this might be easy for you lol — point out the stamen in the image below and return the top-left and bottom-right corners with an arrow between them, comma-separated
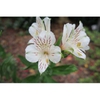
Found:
78,52 -> 82,56
36,30 -> 38,35
46,59 -> 49,63
77,42 -> 81,47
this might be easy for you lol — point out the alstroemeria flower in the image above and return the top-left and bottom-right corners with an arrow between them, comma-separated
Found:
29,17 -> 51,37
25,31 -> 61,74
62,21 -> 90,59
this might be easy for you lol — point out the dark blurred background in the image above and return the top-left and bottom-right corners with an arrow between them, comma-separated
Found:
0,17 -> 100,30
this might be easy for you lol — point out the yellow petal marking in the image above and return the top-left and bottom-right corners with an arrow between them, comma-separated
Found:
78,52 -> 82,56
46,59 -> 49,63
77,42 -> 81,48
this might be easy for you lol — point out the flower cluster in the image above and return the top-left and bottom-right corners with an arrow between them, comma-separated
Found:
25,17 -> 90,74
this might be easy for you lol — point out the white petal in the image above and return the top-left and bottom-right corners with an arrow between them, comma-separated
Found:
31,23 -> 42,35
30,17 -> 44,35
32,23 -> 38,29
76,21 -> 85,32
79,36 -> 90,47
38,58 -> 49,74
25,45 -> 40,63
62,23 -> 75,44
43,17 -> 51,32
72,48 -> 86,59
48,31 -> 56,45
49,45 -> 61,63
36,17 -> 45,31
39,31 -> 56,45
29,26 -> 37,37
77,31 -> 86,39
83,46 -> 90,50
28,38 -> 34,44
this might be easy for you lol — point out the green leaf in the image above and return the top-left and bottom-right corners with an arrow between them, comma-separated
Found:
0,45 -> 6,58
0,53 -> 17,82
51,64 -> 77,75
43,75 -> 57,83
12,66 -> 17,83
55,35 -> 62,46
18,55 -> 38,70
18,55 -> 31,66
49,62 -> 56,67
24,63 -> 38,70
22,75 -> 40,83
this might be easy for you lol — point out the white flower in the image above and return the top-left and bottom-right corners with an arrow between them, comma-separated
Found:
25,32 -> 61,74
62,21 -> 90,59
29,17 -> 51,37
25,17 -> 61,74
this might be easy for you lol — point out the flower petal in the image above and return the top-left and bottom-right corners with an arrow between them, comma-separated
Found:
43,17 -> 51,32
25,45 -> 40,62
29,25 -> 37,37
72,48 -> 86,59
48,31 -> 56,45
39,31 -> 56,45
49,45 -> 61,63
28,38 -> 34,44
62,23 -> 75,44
76,21 -> 85,32
36,17 -> 45,31
83,46 -> 90,50
38,58 -> 49,74
29,17 -> 45,37
78,36 -> 90,48
77,31 -> 86,39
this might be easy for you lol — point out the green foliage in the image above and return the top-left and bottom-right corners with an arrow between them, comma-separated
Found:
42,75 -> 57,83
19,55 -> 77,83
0,45 -> 17,82
22,75 -> 40,83
55,35 -> 62,46
18,55 -> 38,70
79,77 -> 93,83
89,60 -> 100,71
75,27 -> 100,83
0,45 -> 6,58
79,72 -> 100,83
51,65 -> 77,75
18,55 -> 31,66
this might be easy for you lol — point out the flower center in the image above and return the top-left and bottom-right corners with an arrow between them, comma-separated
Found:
44,51 -> 49,55
43,51 -> 49,63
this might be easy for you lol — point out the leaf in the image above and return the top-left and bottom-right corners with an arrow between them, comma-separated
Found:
49,62 -> 56,67
18,55 -> 31,66
24,63 -> 38,70
43,75 -> 57,83
12,66 -> 17,83
55,35 -> 62,46
18,55 -> 38,70
0,45 -> 6,58
22,75 -> 40,83
51,64 -> 77,75
0,53 -> 17,82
